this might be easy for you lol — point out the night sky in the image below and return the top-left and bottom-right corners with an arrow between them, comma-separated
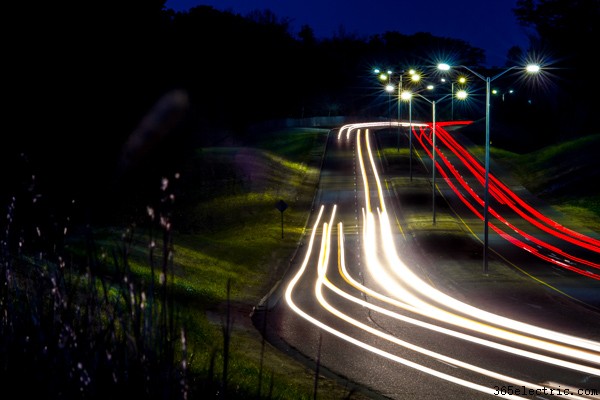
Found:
164,0 -> 533,68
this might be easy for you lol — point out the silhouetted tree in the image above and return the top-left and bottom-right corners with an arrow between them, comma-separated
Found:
506,45 -> 524,66
5,1 -> 575,227
514,0 -> 599,137
298,24 -> 317,46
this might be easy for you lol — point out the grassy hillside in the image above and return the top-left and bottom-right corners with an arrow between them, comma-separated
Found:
3,124 -> 599,399
492,133 -> 600,232
1,126 -> 378,400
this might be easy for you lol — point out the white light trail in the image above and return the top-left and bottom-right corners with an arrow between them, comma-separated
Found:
280,122 -> 600,399
358,127 -> 600,357
285,205 -> 524,398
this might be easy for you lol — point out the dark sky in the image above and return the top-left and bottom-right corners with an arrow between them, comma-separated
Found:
165,0 -> 533,68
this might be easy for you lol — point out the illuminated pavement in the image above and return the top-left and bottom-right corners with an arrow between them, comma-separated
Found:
252,123 -> 600,399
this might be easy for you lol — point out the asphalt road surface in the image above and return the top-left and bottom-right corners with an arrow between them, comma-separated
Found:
252,123 -> 600,400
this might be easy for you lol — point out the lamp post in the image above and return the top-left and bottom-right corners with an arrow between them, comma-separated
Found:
397,73 -> 403,151
400,90 -> 413,180
379,69 -> 393,125
376,68 -> 422,153
440,78 -> 454,121
401,70 -> 421,154
440,76 -> 467,120
373,68 -> 393,124
411,88 -> 468,224
437,62 -> 541,273
386,82 -> 393,124
492,88 -> 514,102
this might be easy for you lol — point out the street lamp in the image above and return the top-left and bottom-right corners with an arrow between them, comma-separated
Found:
399,70 -> 421,152
399,74 -> 424,182
409,88 -> 468,224
374,69 -> 394,124
373,68 -> 393,124
385,81 -> 394,126
492,88 -> 514,102
437,62 -> 541,273
400,90 -> 414,180
440,75 -> 467,120
375,68 -> 421,151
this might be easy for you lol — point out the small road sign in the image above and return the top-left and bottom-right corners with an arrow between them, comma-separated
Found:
275,200 -> 288,238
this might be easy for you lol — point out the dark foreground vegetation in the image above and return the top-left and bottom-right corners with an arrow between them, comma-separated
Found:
3,123 -> 600,399
2,125 -> 378,399
2,1 -> 598,399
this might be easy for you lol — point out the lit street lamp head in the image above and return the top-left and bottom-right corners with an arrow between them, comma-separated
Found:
455,89 -> 468,100
437,62 -> 541,81
435,60 -> 541,274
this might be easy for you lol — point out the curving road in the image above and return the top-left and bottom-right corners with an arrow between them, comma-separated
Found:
252,123 -> 600,399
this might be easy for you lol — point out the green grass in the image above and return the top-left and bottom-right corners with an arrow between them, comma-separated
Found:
162,127 -> 599,399
2,126 -> 376,400
158,127 -> 369,399
101,127 -> 366,399
492,133 -> 600,232
4,125 -> 599,400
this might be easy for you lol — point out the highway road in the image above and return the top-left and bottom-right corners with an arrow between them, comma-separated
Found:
252,122 -> 600,399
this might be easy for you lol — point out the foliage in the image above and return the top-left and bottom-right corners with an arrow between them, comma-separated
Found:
0,127 -> 371,400
0,173 -> 190,399
513,0 -> 599,136
492,133 -> 600,231
5,1 -> 594,214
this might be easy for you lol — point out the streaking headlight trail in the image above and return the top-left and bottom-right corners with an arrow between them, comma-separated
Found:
281,123 -> 600,399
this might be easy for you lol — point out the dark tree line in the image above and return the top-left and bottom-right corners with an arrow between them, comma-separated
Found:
1,3 -> 596,398
513,0 -> 598,136
3,0 -> 597,226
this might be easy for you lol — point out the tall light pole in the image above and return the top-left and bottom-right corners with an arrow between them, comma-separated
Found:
384,69 -> 408,151
440,78 -> 454,121
385,77 -> 402,150
374,68 -> 393,125
400,69 -> 420,154
400,90 -> 413,180
382,70 -> 393,125
411,89 -> 468,224
440,76 -> 467,120
492,88 -> 514,102
375,68 -> 421,152
397,73 -> 403,151
396,70 -> 420,150
437,62 -> 541,273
